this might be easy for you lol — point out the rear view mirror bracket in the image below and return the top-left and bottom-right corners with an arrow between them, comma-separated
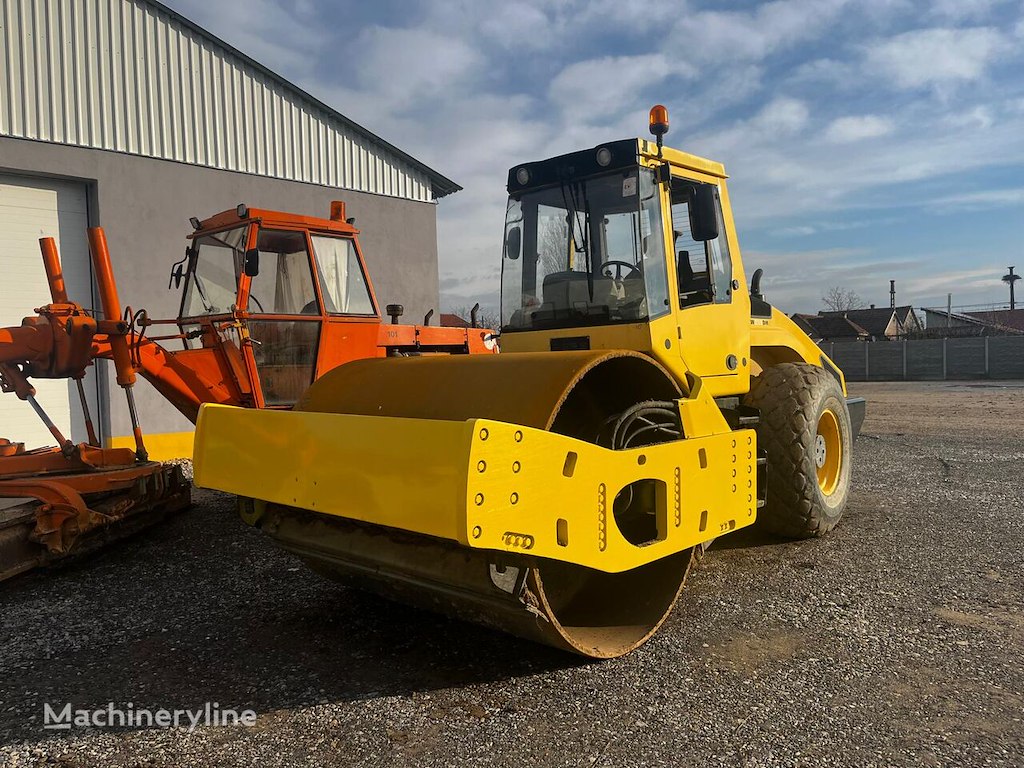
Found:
168,247 -> 194,290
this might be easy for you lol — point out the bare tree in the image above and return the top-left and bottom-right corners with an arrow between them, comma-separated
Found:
449,304 -> 501,330
537,215 -> 570,275
821,286 -> 865,312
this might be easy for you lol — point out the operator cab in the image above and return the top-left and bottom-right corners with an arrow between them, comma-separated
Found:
500,140 -> 731,335
499,106 -> 752,389
175,203 -> 378,407
501,139 -> 671,332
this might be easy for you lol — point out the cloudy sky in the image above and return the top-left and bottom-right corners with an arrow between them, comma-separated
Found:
164,0 -> 1024,316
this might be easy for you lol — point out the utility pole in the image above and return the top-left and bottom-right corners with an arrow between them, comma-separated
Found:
946,293 -> 952,329
890,280 -> 896,309
1003,266 -> 1020,310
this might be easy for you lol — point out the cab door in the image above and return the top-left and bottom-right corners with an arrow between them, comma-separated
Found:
239,227 -> 322,406
667,175 -> 750,394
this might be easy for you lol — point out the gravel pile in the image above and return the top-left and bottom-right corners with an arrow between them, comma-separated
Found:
1,382 -> 1021,767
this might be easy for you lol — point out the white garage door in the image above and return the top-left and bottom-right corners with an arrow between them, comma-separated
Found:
0,174 -> 102,449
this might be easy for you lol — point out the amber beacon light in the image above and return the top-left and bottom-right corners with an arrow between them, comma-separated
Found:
649,104 -> 669,157
649,104 -> 670,137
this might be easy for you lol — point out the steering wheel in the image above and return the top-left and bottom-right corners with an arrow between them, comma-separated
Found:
602,260 -> 642,280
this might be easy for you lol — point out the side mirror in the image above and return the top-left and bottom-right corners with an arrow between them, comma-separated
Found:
168,246 -> 194,290
689,185 -> 720,242
505,226 -> 521,260
169,262 -> 185,290
243,248 -> 260,277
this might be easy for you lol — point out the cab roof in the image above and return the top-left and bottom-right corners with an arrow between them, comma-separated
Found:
192,206 -> 358,237
506,138 -> 727,196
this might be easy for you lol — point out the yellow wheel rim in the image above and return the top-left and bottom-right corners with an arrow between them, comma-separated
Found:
814,408 -> 842,496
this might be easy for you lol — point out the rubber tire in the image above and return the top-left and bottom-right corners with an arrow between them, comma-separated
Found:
743,362 -> 853,538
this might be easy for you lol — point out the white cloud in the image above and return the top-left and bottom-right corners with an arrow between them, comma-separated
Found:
864,27 -> 1008,89
672,0 -> 849,63
928,0 -> 1003,22
425,0 -> 684,52
899,265 -> 1007,300
549,54 -> 695,117
755,97 -> 810,133
476,3 -> 553,50
788,57 -> 854,87
928,187 -> 1024,210
164,0 -> 328,78
349,27 -> 483,112
775,225 -> 818,236
824,115 -> 894,142
943,105 -> 994,130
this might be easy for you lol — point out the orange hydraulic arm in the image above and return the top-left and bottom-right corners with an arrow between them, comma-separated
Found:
0,211 -> 496,572
0,235 -> 195,564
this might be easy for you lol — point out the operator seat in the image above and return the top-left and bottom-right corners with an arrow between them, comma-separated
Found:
677,250 -> 694,293
677,249 -> 713,307
542,271 -> 617,314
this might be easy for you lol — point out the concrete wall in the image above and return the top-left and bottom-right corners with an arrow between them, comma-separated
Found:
823,337 -> 1024,381
0,136 -> 440,442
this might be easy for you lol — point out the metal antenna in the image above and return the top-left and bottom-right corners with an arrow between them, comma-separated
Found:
1002,266 -> 1020,311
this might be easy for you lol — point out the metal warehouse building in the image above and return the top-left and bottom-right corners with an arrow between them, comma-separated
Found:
0,0 -> 459,457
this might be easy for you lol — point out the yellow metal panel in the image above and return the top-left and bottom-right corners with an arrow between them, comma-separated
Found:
639,140 -> 727,178
466,420 -> 756,572
499,323 -> 655,356
108,431 -> 195,460
193,404 -> 757,573
193,405 -> 473,541
676,373 -> 732,437
750,308 -> 848,394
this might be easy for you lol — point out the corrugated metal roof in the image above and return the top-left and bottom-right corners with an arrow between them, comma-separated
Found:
0,0 -> 460,200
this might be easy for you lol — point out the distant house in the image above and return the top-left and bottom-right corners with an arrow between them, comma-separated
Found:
894,306 -> 922,336
791,313 -> 869,342
965,309 -> 1024,333
818,305 -> 921,340
919,308 -> 1024,337
440,313 -> 471,328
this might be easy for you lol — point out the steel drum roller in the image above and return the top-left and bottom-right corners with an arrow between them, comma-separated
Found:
263,350 -> 694,658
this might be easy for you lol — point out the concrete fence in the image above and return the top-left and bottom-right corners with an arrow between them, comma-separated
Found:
821,337 -> 1024,381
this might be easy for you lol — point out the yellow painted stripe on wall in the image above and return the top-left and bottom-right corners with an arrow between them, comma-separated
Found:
108,431 -> 195,461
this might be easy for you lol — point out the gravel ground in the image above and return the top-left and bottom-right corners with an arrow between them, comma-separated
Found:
1,381 -> 1022,767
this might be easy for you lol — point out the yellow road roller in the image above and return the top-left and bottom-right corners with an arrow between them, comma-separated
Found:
194,106 -> 865,659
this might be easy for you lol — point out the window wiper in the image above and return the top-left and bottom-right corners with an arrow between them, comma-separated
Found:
559,182 -> 588,264
190,273 -> 217,314
581,186 -> 594,302
561,181 -> 594,303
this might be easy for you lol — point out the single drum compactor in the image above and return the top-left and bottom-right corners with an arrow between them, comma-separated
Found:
194,107 -> 866,658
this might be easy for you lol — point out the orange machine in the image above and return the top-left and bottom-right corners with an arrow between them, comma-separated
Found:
0,202 -> 495,579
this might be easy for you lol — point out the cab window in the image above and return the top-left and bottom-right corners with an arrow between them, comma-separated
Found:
310,235 -> 375,315
670,182 -> 732,308
248,229 -> 318,314
181,225 -> 248,317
